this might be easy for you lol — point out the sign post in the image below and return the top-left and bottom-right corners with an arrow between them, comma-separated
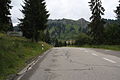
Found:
42,44 -> 44,50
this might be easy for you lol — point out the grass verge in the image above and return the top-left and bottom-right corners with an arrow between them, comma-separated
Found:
75,45 -> 120,51
0,33 -> 52,80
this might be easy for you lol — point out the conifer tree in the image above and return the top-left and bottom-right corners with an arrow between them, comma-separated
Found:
20,0 -> 49,42
0,0 -> 12,32
88,0 -> 105,44
45,30 -> 51,44
115,0 -> 120,21
114,0 -> 120,44
19,0 -> 32,39
55,39 -> 59,47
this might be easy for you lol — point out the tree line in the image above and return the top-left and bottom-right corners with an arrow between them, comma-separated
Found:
87,0 -> 120,45
0,0 -> 120,45
75,0 -> 120,46
0,0 -> 49,43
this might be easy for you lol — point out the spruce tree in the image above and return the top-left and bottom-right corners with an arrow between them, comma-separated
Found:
20,0 -> 49,42
19,0 -> 33,39
0,0 -> 12,32
55,39 -> 59,47
45,30 -> 51,44
114,0 -> 120,44
115,0 -> 120,21
88,0 -> 105,44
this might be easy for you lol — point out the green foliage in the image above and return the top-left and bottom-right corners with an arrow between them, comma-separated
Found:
102,0 -> 120,45
20,0 -> 49,42
104,23 -> 120,45
114,0 -> 120,21
82,45 -> 120,51
0,0 -> 13,32
47,19 -> 89,40
74,19 -> 120,46
63,41 -> 67,46
88,0 -> 105,44
0,33 -> 52,80
75,33 -> 92,45
45,30 -> 51,44
54,39 -> 64,47
55,39 -> 59,47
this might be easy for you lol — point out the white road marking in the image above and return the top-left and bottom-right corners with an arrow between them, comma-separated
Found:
85,51 -> 88,52
39,56 -> 42,58
17,74 -> 24,80
103,57 -> 117,63
92,53 -> 98,56
105,50 -> 111,51
34,59 -> 39,64
28,67 -> 32,70
33,62 -> 36,65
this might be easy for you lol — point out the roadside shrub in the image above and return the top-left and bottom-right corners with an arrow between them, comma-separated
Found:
75,33 -> 92,46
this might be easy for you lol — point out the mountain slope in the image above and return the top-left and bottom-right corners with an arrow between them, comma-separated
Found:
47,18 -> 89,40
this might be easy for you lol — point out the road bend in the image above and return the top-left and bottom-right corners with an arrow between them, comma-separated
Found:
19,47 -> 120,80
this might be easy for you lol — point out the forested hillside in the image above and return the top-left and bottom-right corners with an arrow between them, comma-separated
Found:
47,18 -> 89,40
14,18 -> 118,43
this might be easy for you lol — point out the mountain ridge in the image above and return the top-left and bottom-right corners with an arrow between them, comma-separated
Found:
47,18 -> 90,40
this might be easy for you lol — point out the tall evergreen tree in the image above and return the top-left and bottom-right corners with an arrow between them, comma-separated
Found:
115,0 -> 120,21
88,0 -> 105,44
19,0 -> 33,39
113,0 -> 120,44
20,0 -> 49,42
45,30 -> 51,44
0,0 -> 12,32
55,39 -> 59,47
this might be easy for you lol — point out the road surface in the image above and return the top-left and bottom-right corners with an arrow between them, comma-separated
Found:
19,47 -> 120,80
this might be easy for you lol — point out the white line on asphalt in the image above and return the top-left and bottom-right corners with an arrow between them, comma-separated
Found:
92,53 -> 98,56
28,67 -> 32,70
85,51 -> 88,52
17,74 -> 24,80
105,50 -> 111,51
103,57 -> 117,63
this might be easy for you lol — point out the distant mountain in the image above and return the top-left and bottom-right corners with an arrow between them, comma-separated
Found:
13,18 -> 117,41
47,18 -> 90,40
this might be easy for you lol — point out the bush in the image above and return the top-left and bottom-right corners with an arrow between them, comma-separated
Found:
75,33 -> 92,46
104,23 -> 120,45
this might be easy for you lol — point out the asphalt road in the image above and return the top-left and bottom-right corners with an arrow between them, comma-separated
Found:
19,47 -> 120,80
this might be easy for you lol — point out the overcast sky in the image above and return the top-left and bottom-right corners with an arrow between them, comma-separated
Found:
11,0 -> 119,26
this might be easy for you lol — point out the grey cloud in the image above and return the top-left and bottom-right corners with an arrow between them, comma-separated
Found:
11,0 -> 119,25
11,0 -> 23,26
102,0 -> 118,19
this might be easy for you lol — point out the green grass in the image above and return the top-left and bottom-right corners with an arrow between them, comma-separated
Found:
72,45 -> 120,51
0,33 -> 52,80
82,45 -> 120,51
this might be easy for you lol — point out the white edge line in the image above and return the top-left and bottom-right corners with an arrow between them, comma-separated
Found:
92,53 -> 98,56
105,50 -> 111,51
103,57 -> 117,63
85,51 -> 88,52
